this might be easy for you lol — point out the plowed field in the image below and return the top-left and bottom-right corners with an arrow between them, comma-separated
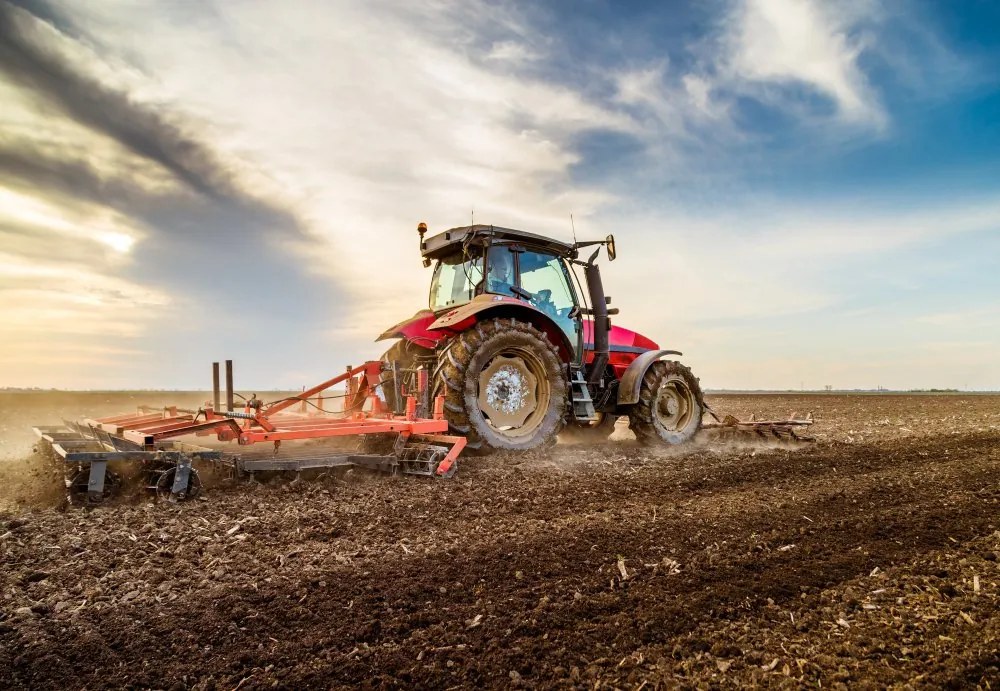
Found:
1,392 -> 998,688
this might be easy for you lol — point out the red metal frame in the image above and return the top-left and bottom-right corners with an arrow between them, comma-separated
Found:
86,361 -> 465,476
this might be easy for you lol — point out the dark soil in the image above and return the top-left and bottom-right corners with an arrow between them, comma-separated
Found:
1,393 -> 998,688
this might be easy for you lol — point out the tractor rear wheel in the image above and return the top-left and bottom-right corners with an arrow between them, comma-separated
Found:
628,361 -> 703,445
437,318 -> 567,452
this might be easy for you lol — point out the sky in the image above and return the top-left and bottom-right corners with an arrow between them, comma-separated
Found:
0,0 -> 998,391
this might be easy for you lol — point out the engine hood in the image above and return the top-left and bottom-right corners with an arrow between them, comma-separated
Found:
582,320 -> 659,353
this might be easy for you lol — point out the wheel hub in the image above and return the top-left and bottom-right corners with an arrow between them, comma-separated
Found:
655,379 -> 692,430
478,355 -> 537,428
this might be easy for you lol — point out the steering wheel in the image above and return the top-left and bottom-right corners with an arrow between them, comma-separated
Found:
530,289 -> 561,318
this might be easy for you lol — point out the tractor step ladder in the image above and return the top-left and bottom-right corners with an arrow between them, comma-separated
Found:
570,369 -> 599,422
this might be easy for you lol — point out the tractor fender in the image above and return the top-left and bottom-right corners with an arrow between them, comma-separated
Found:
617,349 -> 684,405
428,294 -> 575,361
376,309 -> 435,342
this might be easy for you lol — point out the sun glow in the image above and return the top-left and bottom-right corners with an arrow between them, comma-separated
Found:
97,231 -> 136,253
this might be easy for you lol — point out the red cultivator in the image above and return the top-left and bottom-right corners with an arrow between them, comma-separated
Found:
34,360 -> 465,504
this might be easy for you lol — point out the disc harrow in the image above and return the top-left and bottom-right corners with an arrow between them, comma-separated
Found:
32,359 -> 466,506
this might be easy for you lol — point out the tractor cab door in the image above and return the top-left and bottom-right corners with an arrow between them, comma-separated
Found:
511,247 -> 583,362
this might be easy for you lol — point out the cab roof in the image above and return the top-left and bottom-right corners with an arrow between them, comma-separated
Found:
420,224 -> 577,260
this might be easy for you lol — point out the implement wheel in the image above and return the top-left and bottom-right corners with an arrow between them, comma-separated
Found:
628,361 -> 703,445
437,318 -> 566,452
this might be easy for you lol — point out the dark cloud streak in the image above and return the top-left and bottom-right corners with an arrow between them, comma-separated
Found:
0,0 -> 236,200
0,141 -> 116,205
0,1 -> 352,388
0,1 -> 321,253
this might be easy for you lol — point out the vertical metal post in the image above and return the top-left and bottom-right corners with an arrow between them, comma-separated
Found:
212,362 -> 221,411
391,360 -> 402,414
418,367 -> 429,419
171,458 -> 192,499
225,360 -> 234,412
87,461 -> 107,504
344,365 -> 353,415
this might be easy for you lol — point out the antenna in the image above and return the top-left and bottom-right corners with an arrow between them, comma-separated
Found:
471,208 -> 475,228
570,213 -> 578,244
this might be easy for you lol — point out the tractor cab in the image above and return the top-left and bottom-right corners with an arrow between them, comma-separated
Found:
426,228 -> 581,353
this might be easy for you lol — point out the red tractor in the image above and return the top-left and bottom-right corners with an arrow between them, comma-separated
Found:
375,223 -> 704,452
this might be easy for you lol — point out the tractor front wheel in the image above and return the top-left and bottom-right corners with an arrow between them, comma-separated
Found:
628,361 -> 703,445
437,318 -> 567,452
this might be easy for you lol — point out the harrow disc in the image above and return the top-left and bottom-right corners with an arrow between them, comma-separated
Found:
154,466 -> 203,501
67,467 -> 123,505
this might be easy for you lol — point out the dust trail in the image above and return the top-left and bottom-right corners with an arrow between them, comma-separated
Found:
0,447 -> 65,512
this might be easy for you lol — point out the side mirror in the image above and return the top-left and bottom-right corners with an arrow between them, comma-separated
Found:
606,234 -> 616,261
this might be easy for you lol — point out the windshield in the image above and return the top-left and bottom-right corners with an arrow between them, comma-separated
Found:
429,250 -> 484,310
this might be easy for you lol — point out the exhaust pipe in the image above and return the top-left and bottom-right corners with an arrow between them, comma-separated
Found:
584,259 -> 609,385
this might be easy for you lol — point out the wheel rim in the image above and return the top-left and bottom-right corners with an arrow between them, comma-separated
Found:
654,376 -> 696,432
476,348 -> 551,439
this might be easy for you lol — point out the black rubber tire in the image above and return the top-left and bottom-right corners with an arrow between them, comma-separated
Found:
627,360 -> 704,445
436,318 -> 567,452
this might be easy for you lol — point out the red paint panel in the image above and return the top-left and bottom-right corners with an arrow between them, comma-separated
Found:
384,311 -> 450,347
581,320 -> 659,352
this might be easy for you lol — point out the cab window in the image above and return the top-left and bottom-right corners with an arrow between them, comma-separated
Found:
429,250 -> 483,310
517,249 -> 579,348
484,245 -> 521,297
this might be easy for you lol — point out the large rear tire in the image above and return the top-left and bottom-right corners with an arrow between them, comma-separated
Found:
437,318 -> 567,452
628,360 -> 703,445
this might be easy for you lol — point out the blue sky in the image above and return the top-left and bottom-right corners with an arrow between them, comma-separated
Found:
0,0 -> 997,390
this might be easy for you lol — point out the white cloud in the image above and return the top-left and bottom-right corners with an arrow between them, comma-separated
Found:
721,0 -> 886,127
55,1 -> 635,336
605,0 -> 889,161
486,40 -> 541,64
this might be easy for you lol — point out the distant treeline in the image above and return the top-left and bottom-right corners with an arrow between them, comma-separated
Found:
705,388 -> 993,394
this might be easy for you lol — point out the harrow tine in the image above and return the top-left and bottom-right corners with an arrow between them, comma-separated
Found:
701,407 -> 815,443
